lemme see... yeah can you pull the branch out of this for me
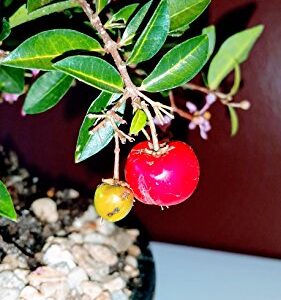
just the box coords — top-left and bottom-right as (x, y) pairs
(169, 91), (193, 121)
(113, 133), (120, 181)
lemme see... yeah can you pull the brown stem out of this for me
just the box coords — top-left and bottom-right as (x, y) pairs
(77, 0), (137, 95)
(169, 91), (193, 121)
(113, 133), (120, 181)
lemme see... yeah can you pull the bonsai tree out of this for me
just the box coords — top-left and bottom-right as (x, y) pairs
(0, 0), (263, 222)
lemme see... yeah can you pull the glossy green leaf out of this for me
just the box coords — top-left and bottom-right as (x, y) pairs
(208, 25), (264, 90)
(141, 35), (209, 92)
(169, 0), (211, 35)
(168, 23), (190, 37)
(0, 180), (17, 221)
(1, 29), (104, 70)
(127, 0), (169, 65)
(0, 66), (24, 94)
(0, 19), (11, 41)
(9, 1), (80, 28)
(105, 4), (139, 29)
(23, 71), (73, 114)
(75, 92), (125, 163)
(120, 1), (152, 46)
(27, 0), (55, 13)
(228, 106), (239, 136)
(229, 64), (241, 96)
(203, 25), (216, 59)
(129, 109), (147, 135)
(53, 55), (124, 93)
(96, 0), (108, 14)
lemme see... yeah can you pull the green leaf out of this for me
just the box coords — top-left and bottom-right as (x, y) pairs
(169, 0), (211, 35)
(27, 0), (56, 13)
(127, 0), (170, 65)
(203, 25), (216, 59)
(1, 29), (104, 70)
(208, 25), (264, 90)
(141, 35), (209, 92)
(0, 66), (25, 94)
(229, 64), (241, 96)
(168, 23), (190, 37)
(0, 180), (17, 221)
(0, 18), (11, 41)
(96, 0), (109, 14)
(75, 92), (125, 163)
(23, 71), (73, 114)
(105, 4), (139, 29)
(9, 1), (80, 28)
(129, 109), (147, 135)
(53, 55), (124, 93)
(120, 1), (152, 46)
(228, 106), (239, 136)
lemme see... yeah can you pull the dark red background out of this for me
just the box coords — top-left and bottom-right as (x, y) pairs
(1, 0), (281, 257)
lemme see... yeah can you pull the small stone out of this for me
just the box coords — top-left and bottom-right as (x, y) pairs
(67, 267), (88, 290)
(124, 265), (140, 278)
(111, 290), (129, 300)
(40, 281), (69, 300)
(14, 269), (30, 284)
(125, 255), (138, 269)
(109, 231), (134, 253)
(0, 263), (12, 272)
(95, 291), (112, 300)
(81, 295), (91, 300)
(53, 262), (71, 274)
(81, 281), (102, 299)
(19, 286), (45, 300)
(103, 276), (126, 292)
(0, 287), (20, 300)
(96, 220), (115, 236)
(84, 244), (118, 266)
(83, 232), (108, 245)
(2, 255), (19, 269)
(31, 198), (59, 223)
(73, 206), (98, 228)
(69, 233), (83, 244)
(126, 229), (140, 240)
(71, 245), (110, 281)
(0, 270), (25, 289)
(127, 245), (141, 257)
(123, 288), (132, 298)
(43, 244), (76, 269)
(28, 266), (66, 288)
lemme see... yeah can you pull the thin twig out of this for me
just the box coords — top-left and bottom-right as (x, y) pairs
(169, 91), (193, 121)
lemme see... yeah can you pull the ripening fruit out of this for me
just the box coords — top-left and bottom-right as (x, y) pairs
(125, 141), (200, 206)
(94, 182), (134, 222)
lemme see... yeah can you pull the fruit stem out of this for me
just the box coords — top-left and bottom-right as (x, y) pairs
(113, 133), (120, 181)
(141, 102), (160, 152)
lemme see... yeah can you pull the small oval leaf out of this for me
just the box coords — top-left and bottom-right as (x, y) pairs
(208, 25), (264, 90)
(120, 1), (152, 46)
(203, 25), (216, 59)
(9, 1), (80, 28)
(105, 4), (139, 29)
(129, 110), (147, 135)
(75, 92), (125, 163)
(127, 0), (170, 65)
(96, 0), (109, 14)
(53, 55), (124, 93)
(1, 29), (104, 70)
(169, 0), (211, 35)
(0, 180), (17, 221)
(23, 71), (73, 114)
(0, 66), (25, 94)
(141, 35), (209, 92)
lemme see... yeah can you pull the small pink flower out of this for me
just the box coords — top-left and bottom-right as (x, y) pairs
(31, 69), (40, 77)
(2, 92), (20, 103)
(189, 116), (211, 140)
(154, 115), (172, 132)
(186, 101), (197, 113)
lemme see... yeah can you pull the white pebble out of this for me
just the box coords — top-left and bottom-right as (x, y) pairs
(81, 281), (102, 299)
(43, 244), (76, 269)
(103, 277), (126, 292)
(84, 244), (118, 266)
(31, 198), (59, 223)
(67, 267), (88, 290)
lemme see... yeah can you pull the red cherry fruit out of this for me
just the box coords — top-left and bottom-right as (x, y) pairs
(125, 141), (200, 206)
